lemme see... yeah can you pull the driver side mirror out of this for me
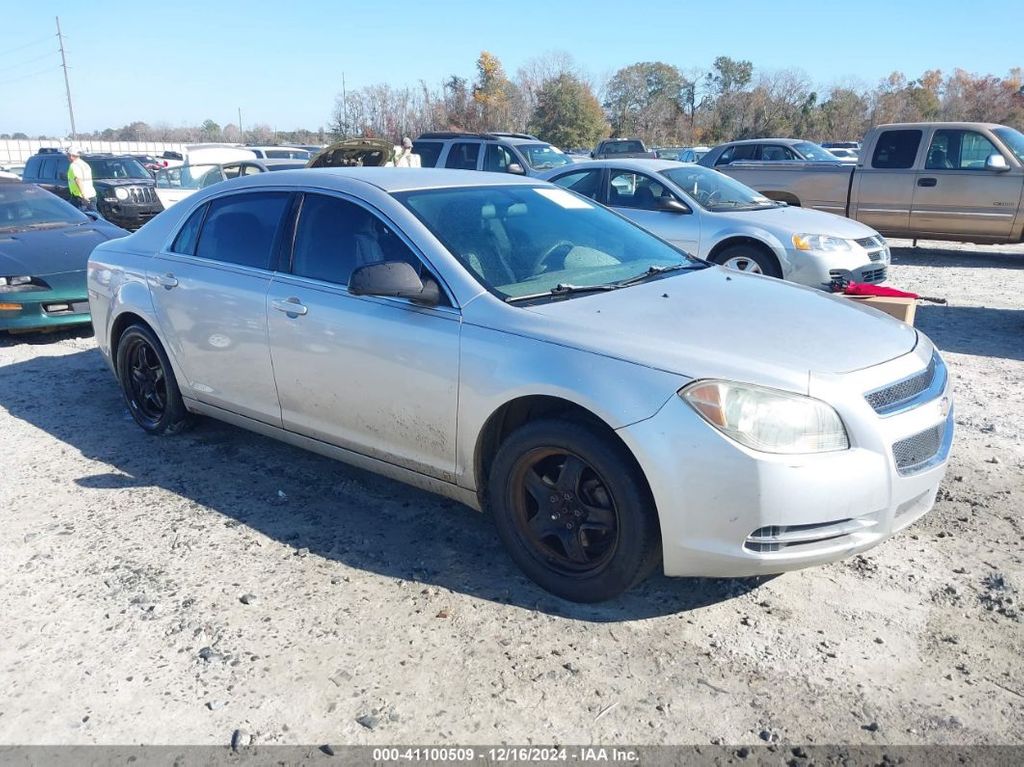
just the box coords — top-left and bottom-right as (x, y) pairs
(507, 163), (526, 175)
(985, 153), (1010, 172)
(656, 196), (690, 214)
(349, 261), (440, 306)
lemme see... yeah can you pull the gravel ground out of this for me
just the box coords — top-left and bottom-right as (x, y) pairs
(0, 239), (1022, 747)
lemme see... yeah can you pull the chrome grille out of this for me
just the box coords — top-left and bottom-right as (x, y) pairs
(865, 353), (943, 415)
(855, 236), (879, 249)
(859, 266), (887, 283)
(868, 250), (884, 262)
(126, 186), (157, 204)
(893, 422), (945, 475)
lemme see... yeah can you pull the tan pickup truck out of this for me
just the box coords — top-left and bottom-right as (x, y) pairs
(709, 122), (1024, 244)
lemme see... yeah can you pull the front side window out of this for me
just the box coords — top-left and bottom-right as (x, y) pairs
(397, 185), (702, 300)
(871, 130), (922, 169)
(483, 143), (515, 172)
(444, 142), (481, 170)
(608, 170), (680, 210)
(156, 164), (224, 190)
(926, 130), (1000, 170)
(761, 145), (797, 161)
(792, 142), (838, 162)
(290, 193), (426, 289)
(551, 169), (602, 200)
(194, 192), (289, 270)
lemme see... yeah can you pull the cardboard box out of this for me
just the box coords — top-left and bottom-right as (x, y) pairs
(845, 294), (917, 325)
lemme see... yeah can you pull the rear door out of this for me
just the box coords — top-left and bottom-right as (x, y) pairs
(910, 128), (1023, 240)
(148, 191), (291, 425)
(266, 192), (461, 480)
(850, 129), (922, 236)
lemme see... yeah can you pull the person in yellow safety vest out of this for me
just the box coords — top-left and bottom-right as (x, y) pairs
(66, 147), (98, 213)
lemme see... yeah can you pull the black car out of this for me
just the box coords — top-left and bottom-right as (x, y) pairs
(21, 151), (164, 231)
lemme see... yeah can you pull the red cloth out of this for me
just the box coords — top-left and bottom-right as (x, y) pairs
(843, 281), (919, 299)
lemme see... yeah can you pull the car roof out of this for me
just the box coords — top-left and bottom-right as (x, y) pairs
(720, 138), (808, 146)
(219, 167), (545, 193)
(555, 159), (693, 173)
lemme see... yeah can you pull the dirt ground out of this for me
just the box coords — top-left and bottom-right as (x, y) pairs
(0, 239), (1021, 748)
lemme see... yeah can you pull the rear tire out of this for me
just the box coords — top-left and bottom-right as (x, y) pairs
(488, 418), (661, 602)
(116, 324), (191, 435)
(712, 244), (781, 278)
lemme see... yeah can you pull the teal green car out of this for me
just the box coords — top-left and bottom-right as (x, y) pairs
(0, 181), (127, 333)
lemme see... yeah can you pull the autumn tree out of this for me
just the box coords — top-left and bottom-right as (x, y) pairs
(528, 73), (607, 149)
(473, 51), (521, 130)
(603, 62), (685, 141)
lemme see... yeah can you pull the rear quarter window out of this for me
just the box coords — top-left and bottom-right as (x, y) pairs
(871, 130), (922, 169)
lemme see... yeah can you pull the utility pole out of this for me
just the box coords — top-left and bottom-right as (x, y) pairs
(56, 16), (76, 140)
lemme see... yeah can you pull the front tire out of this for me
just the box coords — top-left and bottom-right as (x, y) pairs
(488, 419), (661, 602)
(116, 324), (191, 435)
(712, 244), (781, 278)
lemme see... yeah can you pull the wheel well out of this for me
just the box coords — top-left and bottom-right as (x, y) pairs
(109, 312), (154, 372)
(707, 236), (781, 274)
(762, 191), (801, 206)
(474, 395), (652, 510)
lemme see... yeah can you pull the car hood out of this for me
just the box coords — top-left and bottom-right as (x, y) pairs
(0, 222), (127, 277)
(95, 177), (156, 188)
(712, 204), (879, 239)
(307, 139), (393, 168)
(512, 267), (917, 392)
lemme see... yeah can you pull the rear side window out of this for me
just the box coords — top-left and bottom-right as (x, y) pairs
(444, 142), (480, 170)
(716, 144), (757, 165)
(40, 158), (56, 179)
(195, 192), (290, 269)
(551, 169), (603, 200)
(412, 141), (443, 167)
(170, 205), (207, 255)
(871, 130), (922, 169)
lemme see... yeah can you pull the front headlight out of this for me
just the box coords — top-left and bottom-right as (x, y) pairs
(114, 187), (129, 201)
(792, 233), (852, 252)
(0, 275), (34, 291)
(681, 380), (849, 454)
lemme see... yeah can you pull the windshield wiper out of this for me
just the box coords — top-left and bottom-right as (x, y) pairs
(614, 263), (705, 287)
(506, 283), (621, 303)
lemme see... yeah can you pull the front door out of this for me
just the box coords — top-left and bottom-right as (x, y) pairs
(266, 192), (461, 480)
(604, 168), (700, 255)
(851, 128), (923, 236)
(910, 128), (1024, 240)
(148, 191), (291, 425)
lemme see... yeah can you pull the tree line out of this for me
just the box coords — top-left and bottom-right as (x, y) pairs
(9, 52), (1023, 150)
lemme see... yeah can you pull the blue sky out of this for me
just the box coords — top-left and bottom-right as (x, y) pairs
(4, 0), (1022, 137)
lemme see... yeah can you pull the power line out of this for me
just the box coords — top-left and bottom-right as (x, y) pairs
(0, 34), (55, 59)
(0, 66), (60, 87)
(0, 50), (57, 75)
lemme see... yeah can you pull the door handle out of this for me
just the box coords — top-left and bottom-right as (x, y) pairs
(155, 273), (179, 289)
(917, 178), (937, 187)
(272, 297), (308, 316)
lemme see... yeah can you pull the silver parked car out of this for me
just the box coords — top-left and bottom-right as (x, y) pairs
(88, 169), (954, 602)
(543, 160), (890, 288)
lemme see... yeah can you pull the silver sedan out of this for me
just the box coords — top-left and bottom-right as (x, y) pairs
(88, 168), (953, 602)
(542, 159), (890, 289)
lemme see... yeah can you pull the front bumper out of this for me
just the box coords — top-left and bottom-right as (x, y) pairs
(785, 241), (890, 289)
(0, 292), (92, 331)
(617, 341), (952, 578)
(96, 201), (163, 231)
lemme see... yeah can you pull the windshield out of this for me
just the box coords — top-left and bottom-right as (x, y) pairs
(518, 143), (572, 170)
(84, 157), (152, 179)
(0, 183), (88, 231)
(661, 166), (775, 211)
(396, 186), (700, 300)
(793, 142), (841, 162)
(155, 163), (224, 190)
(993, 127), (1024, 164)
